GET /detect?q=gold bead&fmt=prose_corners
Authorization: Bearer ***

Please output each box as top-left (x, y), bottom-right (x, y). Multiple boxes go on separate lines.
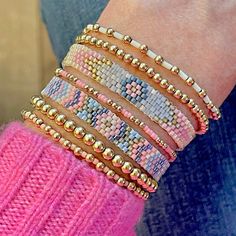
top-left (139, 63), bottom-right (148, 72)
top-left (96, 39), bottom-right (103, 47)
top-left (93, 23), bottom-right (100, 31)
top-left (85, 153), bottom-right (95, 162)
top-left (74, 147), bottom-right (82, 156)
top-left (121, 162), bottom-right (133, 173)
top-left (174, 89), bottom-right (183, 99)
top-left (35, 118), bottom-right (43, 126)
top-left (140, 173), bottom-right (148, 183)
top-left (167, 85), bottom-right (176, 94)
top-left (63, 140), bottom-right (71, 149)
top-left (180, 94), bottom-right (189, 104)
top-left (83, 133), bottom-right (96, 146)
top-left (146, 178), bottom-right (152, 188)
top-left (134, 118), bottom-right (140, 125)
top-left (44, 125), bottom-right (52, 133)
top-left (55, 68), bottom-right (62, 76)
top-left (199, 89), bottom-right (207, 98)
top-left (160, 79), bottom-right (169, 88)
top-left (80, 34), bottom-right (86, 41)
top-left (171, 66), bottom-right (180, 74)
top-left (153, 73), bottom-right (162, 83)
top-left (36, 100), bottom-right (45, 109)
top-left (187, 99), bottom-right (195, 108)
top-left (93, 140), bottom-right (105, 153)
top-left (144, 192), bottom-right (150, 200)
top-left (146, 67), bottom-right (155, 77)
top-left (131, 58), bottom-right (140, 68)
top-left (140, 44), bottom-right (148, 54)
top-left (55, 114), bottom-right (66, 126)
top-left (123, 35), bottom-right (132, 44)
top-left (186, 77), bottom-right (195, 86)
top-left (106, 170), bottom-right (115, 179)
top-left (85, 35), bottom-right (92, 43)
top-left (96, 162), bottom-right (105, 171)
top-left (127, 182), bottom-right (136, 191)
top-left (74, 127), bottom-right (86, 139)
top-left (152, 180), bottom-right (158, 191)
top-left (206, 102), bottom-right (214, 109)
top-left (116, 106), bottom-right (122, 112)
top-left (111, 102), bottom-right (118, 110)
top-left (135, 187), bottom-right (141, 195)
top-left (117, 177), bottom-right (125, 186)
top-left (130, 168), bottom-right (141, 180)
top-left (123, 54), bottom-right (133, 63)
top-left (64, 120), bottom-right (76, 132)
top-left (102, 42), bottom-right (110, 50)
top-left (109, 45), bottom-right (118, 54)
top-left (89, 37), bottom-right (97, 45)
top-left (106, 99), bottom-right (113, 106)
top-left (47, 108), bottom-right (58, 119)
top-left (31, 96), bottom-right (41, 105)
top-left (112, 155), bottom-right (124, 167)
top-left (102, 148), bottom-right (115, 160)
top-left (116, 49), bottom-right (125, 59)
top-left (41, 104), bottom-right (51, 114)
top-left (52, 132), bottom-right (61, 141)
top-left (139, 122), bottom-right (145, 128)
top-left (29, 113), bottom-right (36, 120)
top-left (154, 55), bottom-right (164, 64)
top-left (21, 110), bottom-right (30, 119)
top-left (106, 28), bottom-right (114, 37)
top-left (192, 105), bottom-right (200, 114)
top-left (140, 190), bottom-right (145, 198)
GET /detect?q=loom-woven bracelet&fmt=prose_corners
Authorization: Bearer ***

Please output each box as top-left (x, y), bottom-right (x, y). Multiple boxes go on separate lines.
top-left (55, 68), bottom-right (177, 162)
top-left (75, 36), bottom-right (209, 135)
top-left (21, 110), bottom-right (149, 200)
top-left (31, 95), bottom-right (158, 192)
top-left (83, 23), bottom-right (221, 120)
top-left (41, 77), bottom-right (170, 181)
top-left (62, 44), bottom-right (195, 149)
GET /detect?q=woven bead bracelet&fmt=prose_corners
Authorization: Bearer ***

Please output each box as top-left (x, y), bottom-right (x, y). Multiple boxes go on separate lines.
top-left (76, 35), bottom-right (209, 135)
top-left (55, 68), bottom-right (177, 162)
top-left (41, 77), bottom-right (170, 181)
top-left (31, 95), bottom-right (158, 192)
top-left (83, 23), bottom-right (221, 120)
top-left (21, 110), bottom-right (149, 200)
top-left (62, 44), bottom-right (195, 150)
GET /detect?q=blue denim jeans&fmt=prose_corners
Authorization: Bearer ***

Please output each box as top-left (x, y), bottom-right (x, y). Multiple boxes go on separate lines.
top-left (41, 1), bottom-right (236, 235)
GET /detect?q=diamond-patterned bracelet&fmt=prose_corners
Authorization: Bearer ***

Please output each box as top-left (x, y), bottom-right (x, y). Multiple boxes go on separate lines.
top-left (41, 76), bottom-right (170, 181)
top-left (62, 44), bottom-right (195, 150)
top-left (55, 68), bottom-right (177, 162)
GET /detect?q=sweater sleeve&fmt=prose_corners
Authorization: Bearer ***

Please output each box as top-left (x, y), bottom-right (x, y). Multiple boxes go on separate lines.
top-left (0, 122), bottom-right (144, 236)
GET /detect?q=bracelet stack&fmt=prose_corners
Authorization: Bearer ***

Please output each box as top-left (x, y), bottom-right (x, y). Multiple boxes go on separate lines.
top-left (21, 23), bottom-right (221, 200)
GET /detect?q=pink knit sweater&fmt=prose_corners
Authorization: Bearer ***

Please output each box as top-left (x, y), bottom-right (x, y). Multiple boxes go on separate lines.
top-left (0, 122), bottom-right (144, 236)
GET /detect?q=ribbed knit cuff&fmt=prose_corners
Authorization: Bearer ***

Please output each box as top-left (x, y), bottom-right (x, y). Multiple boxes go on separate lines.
top-left (0, 122), bottom-right (144, 236)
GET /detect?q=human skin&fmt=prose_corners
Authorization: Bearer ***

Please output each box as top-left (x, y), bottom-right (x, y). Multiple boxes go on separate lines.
top-left (26, 0), bottom-right (236, 179)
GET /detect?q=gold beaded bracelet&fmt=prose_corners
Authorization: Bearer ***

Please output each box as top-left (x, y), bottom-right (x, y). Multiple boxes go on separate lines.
top-left (76, 34), bottom-right (209, 135)
top-left (31, 95), bottom-right (158, 193)
top-left (21, 110), bottom-right (149, 200)
top-left (83, 23), bottom-right (221, 120)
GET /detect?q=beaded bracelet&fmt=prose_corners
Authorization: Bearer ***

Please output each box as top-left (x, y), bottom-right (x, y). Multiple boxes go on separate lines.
top-left (62, 44), bottom-right (195, 149)
top-left (75, 36), bottom-right (209, 135)
top-left (83, 23), bottom-right (221, 120)
top-left (55, 68), bottom-right (177, 162)
top-left (41, 77), bottom-right (170, 181)
top-left (31, 95), bottom-right (158, 192)
top-left (21, 110), bottom-right (149, 200)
